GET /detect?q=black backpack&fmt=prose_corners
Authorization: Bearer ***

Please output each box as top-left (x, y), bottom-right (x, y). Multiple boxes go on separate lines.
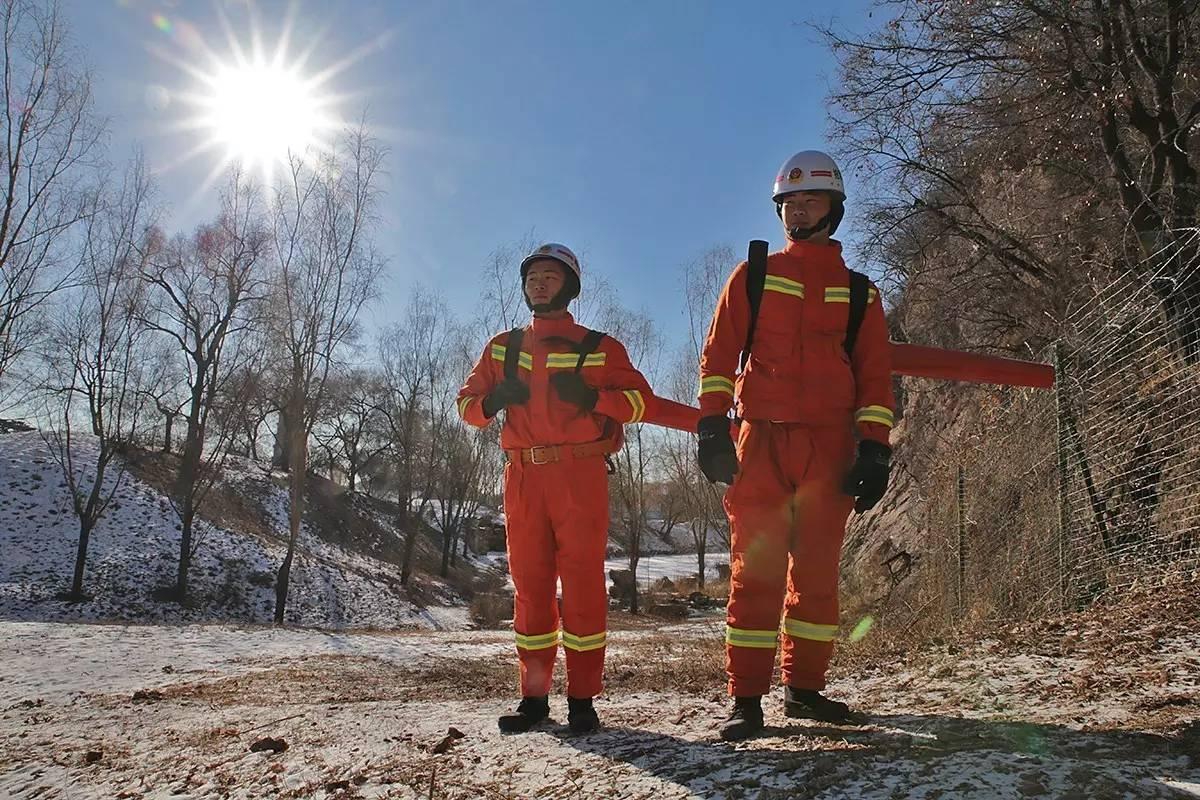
top-left (739, 239), bottom-right (870, 372)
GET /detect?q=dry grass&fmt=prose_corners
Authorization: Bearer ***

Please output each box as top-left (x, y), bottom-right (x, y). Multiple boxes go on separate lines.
top-left (122, 446), bottom-right (277, 543)
top-left (468, 592), bottom-right (513, 629)
top-left (134, 634), bottom-right (728, 712)
top-left (605, 636), bottom-right (725, 695)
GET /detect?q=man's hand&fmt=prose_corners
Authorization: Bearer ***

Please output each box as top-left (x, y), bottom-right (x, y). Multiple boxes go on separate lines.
top-left (842, 440), bottom-right (891, 513)
top-left (697, 415), bottom-right (738, 484)
top-left (482, 378), bottom-right (531, 418)
top-left (549, 372), bottom-right (599, 411)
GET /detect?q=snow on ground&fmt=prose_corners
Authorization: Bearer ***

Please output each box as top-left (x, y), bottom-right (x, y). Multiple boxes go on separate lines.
top-left (2, 601), bottom-right (1197, 799)
top-left (605, 553), bottom-right (729, 587)
top-left (0, 431), bottom-right (467, 630)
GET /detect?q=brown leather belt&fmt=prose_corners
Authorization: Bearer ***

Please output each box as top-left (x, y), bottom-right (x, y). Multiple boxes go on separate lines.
top-left (506, 440), bottom-right (614, 465)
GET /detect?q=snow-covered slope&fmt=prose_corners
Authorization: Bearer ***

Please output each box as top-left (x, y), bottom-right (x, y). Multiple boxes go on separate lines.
top-left (0, 430), bottom-right (471, 630)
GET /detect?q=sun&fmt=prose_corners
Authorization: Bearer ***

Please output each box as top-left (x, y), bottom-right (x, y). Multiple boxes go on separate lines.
top-left (149, 7), bottom-right (380, 191)
top-left (199, 58), bottom-right (332, 169)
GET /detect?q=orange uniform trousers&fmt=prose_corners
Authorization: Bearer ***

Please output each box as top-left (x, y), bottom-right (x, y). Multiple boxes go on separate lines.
top-left (504, 454), bottom-right (609, 699)
top-left (724, 419), bottom-right (856, 696)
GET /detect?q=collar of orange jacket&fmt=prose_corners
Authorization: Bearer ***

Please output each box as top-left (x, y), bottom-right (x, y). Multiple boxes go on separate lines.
top-left (783, 238), bottom-right (843, 258)
top-left (529, 312), bottom-right (577, 337)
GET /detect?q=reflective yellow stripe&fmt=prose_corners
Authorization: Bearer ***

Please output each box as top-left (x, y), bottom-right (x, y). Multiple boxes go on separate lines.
top-left (855, 405), bottom-right (894, 428)
top-left (763, 275), bottom-right (805, 298)
top-left (456, 396), bottom-right (474, 419)
top-left (783, 618), bottom-right (838, 642)
top-left (700, 375), bottom-right (735, 397)
top-left (545, 353), bottom-right (607, 369)
top-left (561, 630), bottom-right (607, 652)
top-left (490, 344), bottom-right (534, 371)
top-left (825, 286), bottom-right (879, 304)
top-left (725, 626), bottom-right (778, 649)
top-left (622, 390), bottom-right (646, 423)
top-left (515, 630), bottom-right (559, 651)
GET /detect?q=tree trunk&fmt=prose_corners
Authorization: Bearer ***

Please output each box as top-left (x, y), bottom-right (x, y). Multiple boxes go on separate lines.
top-left (272, 408), bottom-right (293, 471)
top-left (628, 531), bottom-right (640, 615)
top-left (176, 504), bottom-right (195, 600)
top-left (400, 503), bottom-right (419, 585)
top-left (696, 523), bottom-right (707, 592)
top-left (274, 549), bottom-right (293, 624)
top-left (440, 523), bottom-right (453, 577)
top-left (69, 516), bottom-right (94, 600)
top-left (162, 412), bottom-right (173, 454)
top-left (274, 397), bottom-right (307, 624)
top-left (174, 437), bottom-right (202, 600)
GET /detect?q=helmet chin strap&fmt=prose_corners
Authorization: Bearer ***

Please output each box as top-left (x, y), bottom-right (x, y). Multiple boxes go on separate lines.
top-left (525, 285), bottom-right (574, 313)
top-left (786, 213), bottom-right (832, 241)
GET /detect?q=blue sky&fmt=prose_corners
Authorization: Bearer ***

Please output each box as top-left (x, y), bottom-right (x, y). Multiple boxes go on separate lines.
top-left (66, 0), bottom-right (879, 346)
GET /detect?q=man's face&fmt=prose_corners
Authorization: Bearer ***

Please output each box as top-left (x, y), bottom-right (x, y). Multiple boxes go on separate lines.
top-left (524, 260), bottom-right (567, 309)
top-left (780, 191), bottom-right (832, 240)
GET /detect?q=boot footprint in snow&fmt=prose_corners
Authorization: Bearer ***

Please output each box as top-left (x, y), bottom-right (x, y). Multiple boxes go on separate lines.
top-left (498, 696), bottom-right (550, 733)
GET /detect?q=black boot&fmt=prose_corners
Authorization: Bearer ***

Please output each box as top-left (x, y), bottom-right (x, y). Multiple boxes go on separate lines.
top-left (719, 696), bottom-right (764, 741)
top-left (498, 696), bottom-right (549, 733)
top-left (567, 697), bottom-right (600, 733)
top-left (783, 686), bottom-right (854, 722)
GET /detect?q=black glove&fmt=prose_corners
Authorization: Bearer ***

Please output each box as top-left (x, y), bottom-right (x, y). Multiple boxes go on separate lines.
top-left (843, 440), bottom-right (892, 513)
top-left (697, 415), bottom-right (738, 484)
top-left (549, 372), bottom-right (599, 411)
top-left (482, 378), bottom-right (530, 418)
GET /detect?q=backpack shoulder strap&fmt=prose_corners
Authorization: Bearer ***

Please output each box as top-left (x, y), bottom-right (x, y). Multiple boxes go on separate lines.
top-left (739, 239), bottom-right (769, 372)
top-left (845, 270), bottom-right (869, 358)
top-left (575, 329), bottom-right (607, 372)
top-left (504, 327), bottom-right (525, 381)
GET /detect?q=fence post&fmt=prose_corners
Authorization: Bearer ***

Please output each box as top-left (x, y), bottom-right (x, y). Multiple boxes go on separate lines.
top-left (957, 463), bottom-right (967, 615)
top-left (1054, 341), bottom-right (1071, 611)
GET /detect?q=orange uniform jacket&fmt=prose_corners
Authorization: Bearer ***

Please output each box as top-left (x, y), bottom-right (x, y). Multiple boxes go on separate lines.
top-left (698, 239), bottom-right (895, 443)
top-left (456, 314), bottom-right (655, 445)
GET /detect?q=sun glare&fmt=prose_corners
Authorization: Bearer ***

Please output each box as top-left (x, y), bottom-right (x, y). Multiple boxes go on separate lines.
top-left (201, 60), bottom-right (329, 167)
top-left (148, 6), bottom-right (382, 192)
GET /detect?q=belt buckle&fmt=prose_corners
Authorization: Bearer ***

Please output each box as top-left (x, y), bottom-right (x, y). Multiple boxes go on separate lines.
top-left (529, 446), bottom-right (553, 465)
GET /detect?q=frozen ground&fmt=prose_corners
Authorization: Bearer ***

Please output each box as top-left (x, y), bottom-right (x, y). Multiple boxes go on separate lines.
top-left (604, 554), bottom-right (729, 588)
top-left (3, 582), bottom-right (1198, 800)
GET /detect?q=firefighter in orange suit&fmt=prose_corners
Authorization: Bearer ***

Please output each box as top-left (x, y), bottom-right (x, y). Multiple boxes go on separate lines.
top-left (457, 242), bottom-right (655, 735)
top-left (697, 151), bottom-right (896, 740)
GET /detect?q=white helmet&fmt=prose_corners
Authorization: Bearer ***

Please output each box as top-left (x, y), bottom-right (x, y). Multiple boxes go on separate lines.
top-left (520, 242), bottom-right (581, 308)
top-left (772, 150), bottom-right (845, 202)
top-left (520, 242), bottom-right (581, 282)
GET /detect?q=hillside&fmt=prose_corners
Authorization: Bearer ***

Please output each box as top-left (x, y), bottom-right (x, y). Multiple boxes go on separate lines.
top-left (0, 429), bottom-right (492, 629)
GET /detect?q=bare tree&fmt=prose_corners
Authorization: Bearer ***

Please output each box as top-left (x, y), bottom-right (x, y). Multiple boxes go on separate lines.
top-left (311, 366), bottom-right (389, 492)
top-left (140, 172), bottom-right (268, 602)
top-left (42, 156), bottom-right (155, 600)
top-left (675, 246), bottom-right (736, 587)
top-left (819, 0), bottom-right (1199, 358)
top-left (0, 0), bottom-right (104, 403)
top-left (474, 232), bottom-right (540, 336)
top-left (270, 126), bottom-right (385, 624)
top-left (601, 302), bottom-right (663, 614)
top-left (377, 287), bottom-right (457, 585)
top-left (136, 339), bottom-right (188, 453)
top-left (429, 323), bottom-right (498, 575)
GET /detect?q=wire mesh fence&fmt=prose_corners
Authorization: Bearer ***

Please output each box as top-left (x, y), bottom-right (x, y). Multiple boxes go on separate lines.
top-left (906, 231), bottom-right (1200, 631)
